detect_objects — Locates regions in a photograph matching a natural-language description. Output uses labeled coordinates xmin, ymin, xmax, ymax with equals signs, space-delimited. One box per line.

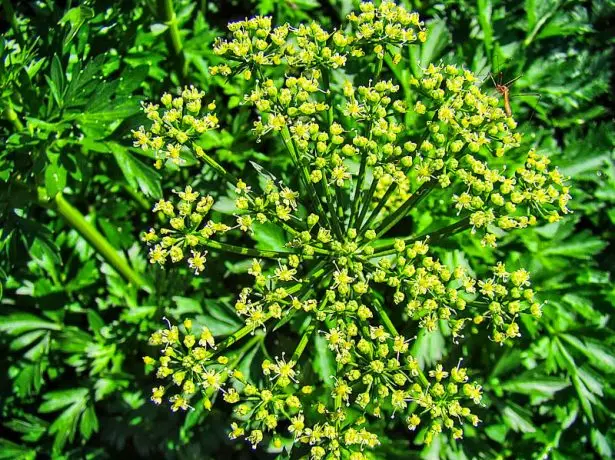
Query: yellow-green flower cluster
xmin=136 ymin=2 xmax=572 ymax=457
xmin=454 ymin=148 xmax=571 ymax=246
xmin=144 ymin=319 xmax=229 ymax=411
xmin=211 ymin=1 xmax=424 ymax=79
xmin=142 ymin=185 xmax=222 ymax=274
xmin=132 ymin=86 xmax=218 ymax=169
xmin=347 ymin=0 xmax=426 ymax=58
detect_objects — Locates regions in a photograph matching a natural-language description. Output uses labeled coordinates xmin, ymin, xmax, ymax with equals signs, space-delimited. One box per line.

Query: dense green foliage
xmin=1 ymin=1 xmax=613 ymax=459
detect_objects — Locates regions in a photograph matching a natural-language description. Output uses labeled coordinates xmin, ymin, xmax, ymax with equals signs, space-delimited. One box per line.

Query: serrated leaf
xmin=500 ymin=376 xmax=570 ymax=396
xmin=0 ymin=314 xmax=61 ymax=335
xmin=501 ymin=403 xmax=536 ymax=433
xmin=420 ymin=19 xmax=450 ymax=66
xmin=583 ymin=341 xmax=615 ymax=374
xmin=591 ymin=429 xmax=612 ymax=459
xmin=79 ymin=404 xmax=99 ymax=439
xmin=0 ymin=439 xmax=37 ymax=460
xmin=572 ymin=373 xmax=595 ymax=421
xmin=9 ymin=330 xmax=46 ymax=351
xmin=39 ymin=388 xmax=89 ymax=413
xmin=541 ymin=235 xmax=607 ymax=259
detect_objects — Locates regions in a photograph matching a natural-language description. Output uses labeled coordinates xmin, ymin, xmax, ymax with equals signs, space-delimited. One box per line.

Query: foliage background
xmin=0 ymin=0 xmax=613 ymax=458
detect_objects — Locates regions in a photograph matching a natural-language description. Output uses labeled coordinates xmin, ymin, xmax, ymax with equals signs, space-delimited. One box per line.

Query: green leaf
xmin=591 ymin=429 xmax=612 ymax=459
xmin=500 ymin=376 xmax=570 ymax=396
xmin=412 ymin=328 xmax=444 ymax=368
xmin=39 ymin=388 xmax=89 ymax=413
xmin=572 ymin=373 xmax=595 ymax=421
xmin=583 ymin=341 xmax=615 ymax=374
xmin=477 ymin=0 xmax=493 ymax=55
xmin=9 ymin=330 xmax=46 ymax=351
xmin=59 ymin=6 xmax=95 ymax=46
xmin=313 ymin=334 xmax=335 ymax=386
xmin=49 ymin=55 xmax=65 ymax=105
xmin=501 ymin=403 xmax=536 ymax=433
xmin=0 ymin=439 xmax=37 ymax=460
xmin=39 ymin=388 xmax=96 ymax=452
xmin=419 ymin=19 xmax=450 ymax=66
xmin=79 ymin=96 xmax=140 ymax=123
xmin=562 ymin=293 xmax=603 ymax=323
xmin=44 ymin=161 xmax=67 ymax=198
xmin=3 ymin=414 xmax=48 ymax=443
xmin=252 ymin=222 xmax=287 ymax=252
xmin=111 ymin=144 xmax=162 ymax=199
xmin=0 ymin=314 xmax=61 ymax=335
xmin=150 ymin=23 xmax=169 ymax=36
xmin=541 ymin=234 xmax=607 ymax=259
xmin=79 ymin=404 xmax=99 ymax=440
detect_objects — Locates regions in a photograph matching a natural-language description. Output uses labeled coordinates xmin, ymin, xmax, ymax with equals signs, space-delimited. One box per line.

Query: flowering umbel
xmin=135 ymin=2 xmax=570 ymax=457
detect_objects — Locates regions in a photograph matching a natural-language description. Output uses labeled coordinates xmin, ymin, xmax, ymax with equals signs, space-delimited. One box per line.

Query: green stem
xmin=3 ymin=102 xmax=24 ymax=131
xmin=319 ymin=172 xmax=344 ymax=240
xmin=320 ymin=67 xmax=334 ymax=127
xmin=199 ymin=238 xmax=306 ymax=259
xmin=53 ymin=194 xmax=151 ymax=292
xmin=203 ymin=333 xmax=262 ymax=403
xmin=354 ymin=178 xmax=379 ymax=231
xmin=291 ymin=317 xmax=316 ymax=362
xmin=374 ymin=181 xmax=433 ymax=239
xmin=206 ymin=268 xmax=326 ymax=359
xmin=280 ymin=127 xmax=333 ymax=233
xmin=197 ymin=148 xmax=238 ymax=186
xmin=348 ymin=56 xmax=384 ymax=231
xmin=197 ymin=146 xmax=313 ymax=239
xmin=349 ymin=148 xmax=369 ymax=230
xmin=158 ymin=0 xmax=187 ymax=78
xmin=370 ymin=215 xmax=472 ymax=257
xmin=371 ymin=296 xmax=429 ymax=387
xmin=371 ymin=298 xmax=398 ymax=336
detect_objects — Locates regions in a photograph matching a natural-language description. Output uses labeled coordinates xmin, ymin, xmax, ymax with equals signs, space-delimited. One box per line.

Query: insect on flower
xmin=490 ymin=72 xmax=521 ymax=117
xmin=488 ymin=67 xmax=541 ymax=119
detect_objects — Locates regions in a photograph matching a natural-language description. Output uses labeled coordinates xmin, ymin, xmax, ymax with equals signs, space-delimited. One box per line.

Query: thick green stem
xmin=371 ymin=298 xmax=398 ymax=337
xmin=3 ymin=103 xmax=24 ymax=131
xmin=53 ymin=194 xmax=151 ymax=292
xmin=158 ymin=0 xmax=187 ymax=78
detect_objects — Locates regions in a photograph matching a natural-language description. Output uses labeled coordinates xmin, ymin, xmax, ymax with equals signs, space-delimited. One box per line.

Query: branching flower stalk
xmin=135 ymin=2 xmax=571 ymax=458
